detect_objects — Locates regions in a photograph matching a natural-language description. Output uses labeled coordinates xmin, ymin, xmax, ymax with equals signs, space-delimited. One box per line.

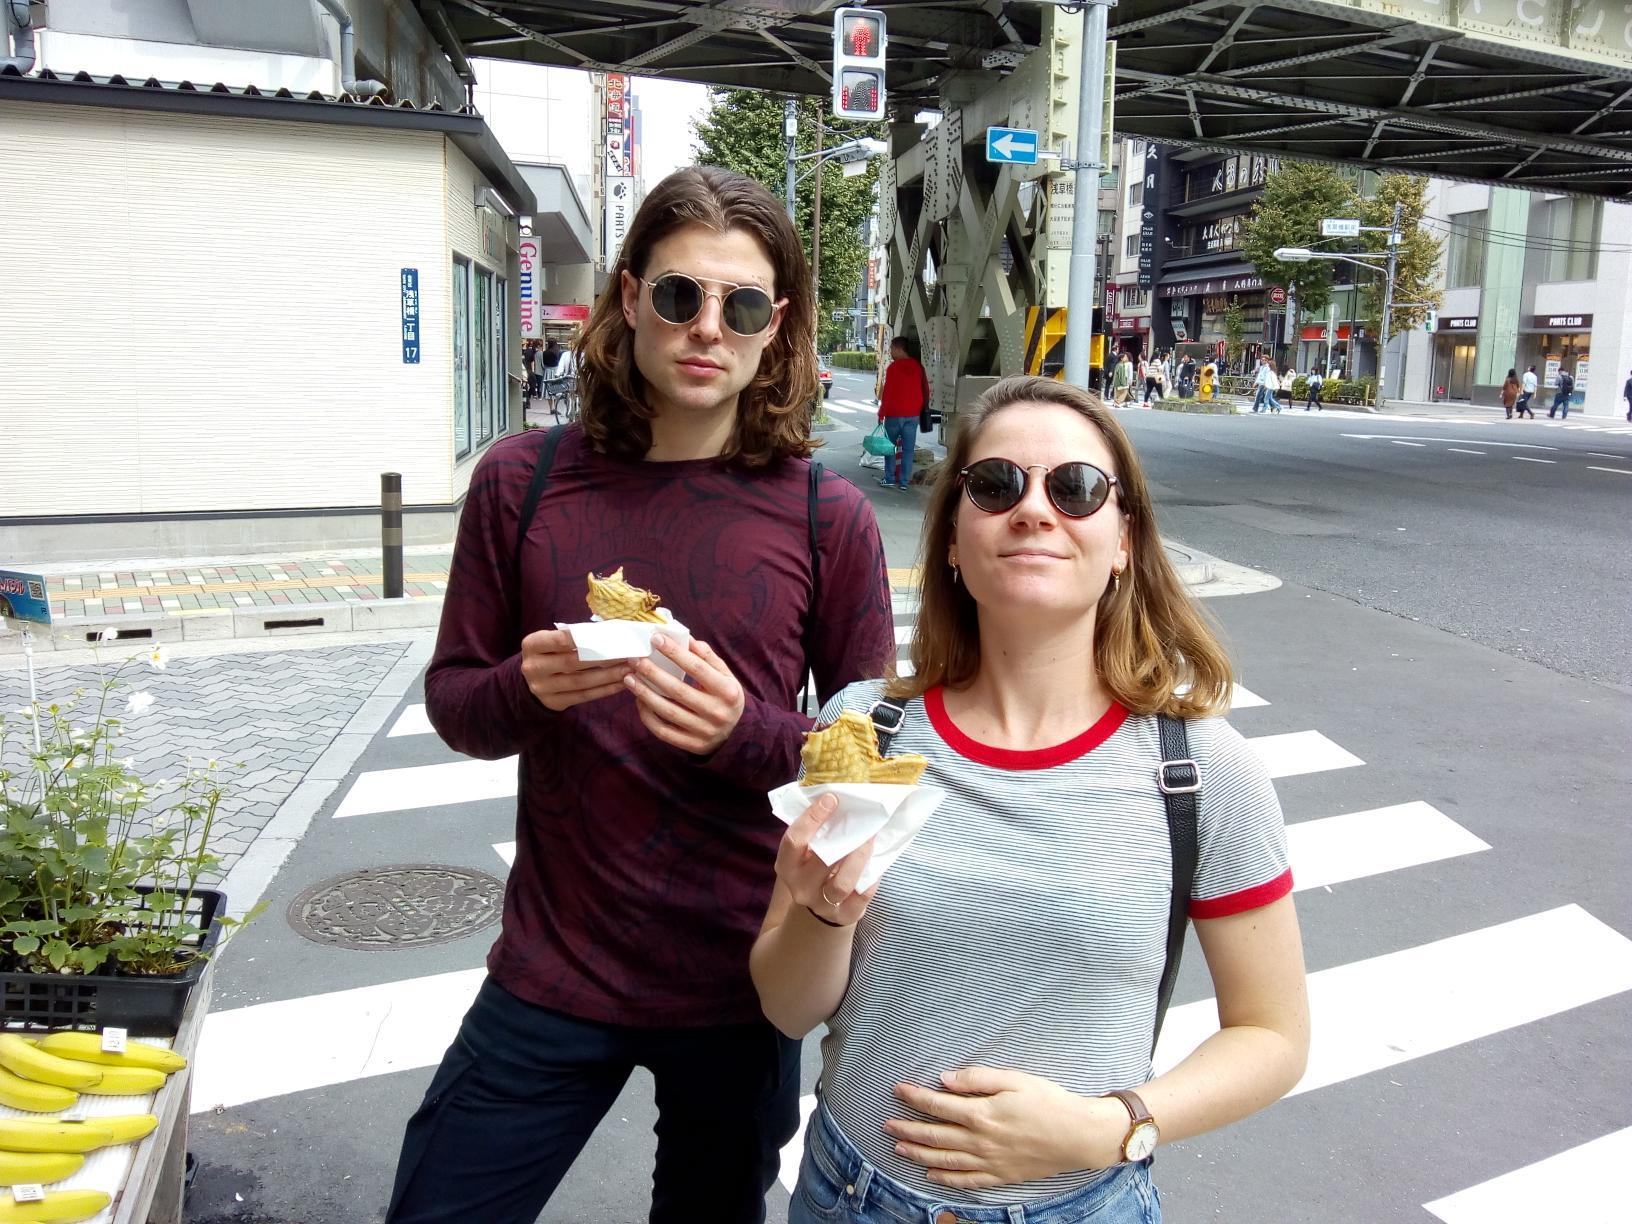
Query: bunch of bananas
xmin=0 ymin=1030 xmax=185 ymax=1220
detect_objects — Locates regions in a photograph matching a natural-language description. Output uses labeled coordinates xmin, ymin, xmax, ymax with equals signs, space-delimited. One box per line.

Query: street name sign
xmin=986 ymin=126 xmax=1039 ymax=164
xmin=1321 ymin=218 xmax=1361 ymax=237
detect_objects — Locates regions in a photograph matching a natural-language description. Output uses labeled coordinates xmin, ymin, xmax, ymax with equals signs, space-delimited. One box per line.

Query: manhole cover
xmin=287 ymin=865 xmax=504 ymax=950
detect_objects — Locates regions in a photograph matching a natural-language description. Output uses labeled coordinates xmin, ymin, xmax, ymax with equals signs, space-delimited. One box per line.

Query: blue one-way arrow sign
xmin=985 ymin=126 xmax=1039 ymax=165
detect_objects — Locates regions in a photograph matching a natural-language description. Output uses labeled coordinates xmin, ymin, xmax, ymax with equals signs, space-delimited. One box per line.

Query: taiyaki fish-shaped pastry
xmin=586 ymin=568 xmax=665 ymax=623
xmin=800 ymin=710 xmax=929 ymax=787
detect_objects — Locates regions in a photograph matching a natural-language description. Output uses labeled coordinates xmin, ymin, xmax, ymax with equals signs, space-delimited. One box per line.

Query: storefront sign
xmin=1268 ymin=286 xmax=1286 ymax=305
xmin=605 ymin=176 xmax=635 ymax=267
xmin=1438 ymin=316 xmax=1478 ymax=331
xmin=1544 ymin=356 xmax=1562 ymax=388
xmin=1162 ymin=273 xmax=1265 ymax=298
xmin=1138 ymin=145 xmax=1160 ymax=290
xmin=605 ymin=73 xmax=633 ymax=177
xmin=0 ymin=570 xmax=51 ymax=627
xmin=1532 ymin=313 xmax=1592 ymax=330
xmin=518 ymin=236 xmax=544 ymax=339
xmin=1575 ymin=356 xmax=1590 ymax=391
xmin=1200 ymin=213 xmax=1249 ymax=255
xmin=539 ymin=304 xmax=591 ymax=321
xmin=400 ymin=268 xmax=420 ymax=364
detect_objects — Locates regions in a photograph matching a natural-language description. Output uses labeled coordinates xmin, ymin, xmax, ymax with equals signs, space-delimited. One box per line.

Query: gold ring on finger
xmin=820 ymin=885 xmax=843 ymax=908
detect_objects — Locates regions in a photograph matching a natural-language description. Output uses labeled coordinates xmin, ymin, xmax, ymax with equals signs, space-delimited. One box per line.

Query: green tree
xmin=692 ymin=90 xmax=882 ymax=352
xmin=1223 ymin=298 xmax=1246 ymax=368
xmin=1356 ymin=173 xmax=1442 ymax=335
xmin=1241 ymin=162 xmax=1357 ymax=318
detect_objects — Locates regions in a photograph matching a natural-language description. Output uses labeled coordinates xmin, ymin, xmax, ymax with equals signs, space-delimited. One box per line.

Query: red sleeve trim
xmin=1189 ymin=869 xmax=1293 ymax=920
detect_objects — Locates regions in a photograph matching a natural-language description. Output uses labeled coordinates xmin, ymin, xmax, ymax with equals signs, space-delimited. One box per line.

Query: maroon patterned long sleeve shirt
xmin=425 ymin=426 xmax=895 ymax=1027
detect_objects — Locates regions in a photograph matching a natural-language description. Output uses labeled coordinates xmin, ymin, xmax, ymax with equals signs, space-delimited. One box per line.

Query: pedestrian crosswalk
xmin=192 ymin=602 xmax=1632 ymax=1220
xmin=823 ymin=396 xmax=876 ymax=418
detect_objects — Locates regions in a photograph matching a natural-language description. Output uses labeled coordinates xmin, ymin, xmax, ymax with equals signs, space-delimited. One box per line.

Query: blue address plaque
xmin=401 ymin=268 xmax=421 ymax=363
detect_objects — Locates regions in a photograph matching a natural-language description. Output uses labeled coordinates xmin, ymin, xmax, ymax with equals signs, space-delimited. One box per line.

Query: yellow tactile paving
xmin=64 ymin=572 xmax=449 ymax=600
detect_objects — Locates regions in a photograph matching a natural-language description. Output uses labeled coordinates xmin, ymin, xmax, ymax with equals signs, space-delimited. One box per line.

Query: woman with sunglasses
xmin=753 ymin=376 xmax=1309 ymax=1224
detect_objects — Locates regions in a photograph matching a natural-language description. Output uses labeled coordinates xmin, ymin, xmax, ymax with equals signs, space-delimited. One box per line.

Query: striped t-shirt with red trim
xmin=814 ymin=679 xmax=1291 ymax=1204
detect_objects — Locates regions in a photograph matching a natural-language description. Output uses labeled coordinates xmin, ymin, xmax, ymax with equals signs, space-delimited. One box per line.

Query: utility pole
xmin=812 ymin=121 xmax=825 ymax=304
xmin=1376 ymin=200 xmax=1403 ymax=411
xmin=784 ymin=98 xmax=797 ymax=223
xmin=1063 ymin=0 xmax=1113 ymax=389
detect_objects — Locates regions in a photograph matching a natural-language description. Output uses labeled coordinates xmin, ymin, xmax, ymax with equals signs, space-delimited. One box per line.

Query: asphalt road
xmin=1112 ymin=405 xmax=1632 ymax=691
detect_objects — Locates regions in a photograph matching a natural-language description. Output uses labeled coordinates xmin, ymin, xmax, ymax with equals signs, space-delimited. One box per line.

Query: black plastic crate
xmin=0 ymin=886 xmax=225 ymax=1036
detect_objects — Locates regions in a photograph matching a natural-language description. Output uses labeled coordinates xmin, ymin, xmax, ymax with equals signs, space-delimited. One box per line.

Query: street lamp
xmin=1271 ymin=247 xmax=1396 ymax=408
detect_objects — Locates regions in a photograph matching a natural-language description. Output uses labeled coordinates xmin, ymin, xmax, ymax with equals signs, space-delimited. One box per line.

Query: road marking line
xmin=1446 ymin=448 xmax=1485 ymax=455
xmin=1512 ymin=456 xmax=1555 ymax=463
xmin=1587 ymin=452 xmax=1623 ymax=458
xmin=1423 ymin=1125 xmax=1632 ymax=1224
xmin=493 ymin=841 xmax=515 ymax=866
xmin=333 ymin=757 xmax=516 ymax=817
xmin=1390 ymin=440 xmax=1426 ymax=447
xmin=1230 ymin=683 xmax=1268 ymax=709
xmin=1587 ymin=466 xmax=1632 ymax=476
xmin=1245 ymin=730 xmax=1364 ymax=778
xmin=1287 ymin=802 xmax=1488 ymax=892
xmin=387 ymin=704 xmax=434 ymax=737
xmin=1154 ymin=904 xmax=1632 ymax=1093
xmin=1343 ymin=434 xmax=1556 ymax=451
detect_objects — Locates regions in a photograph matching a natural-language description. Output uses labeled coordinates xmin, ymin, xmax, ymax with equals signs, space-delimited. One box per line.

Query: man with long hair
xmin=386 ymin=167 xmax=894 ymax=1223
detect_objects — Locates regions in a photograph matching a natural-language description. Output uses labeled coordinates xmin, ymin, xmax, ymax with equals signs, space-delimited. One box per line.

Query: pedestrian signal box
xmin=833 ymin=8 xmax=887 ymax=120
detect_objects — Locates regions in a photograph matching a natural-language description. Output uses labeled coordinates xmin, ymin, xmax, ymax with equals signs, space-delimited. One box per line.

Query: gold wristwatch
xmin=1103 ymin=1088 xmax=1159 ymax=1162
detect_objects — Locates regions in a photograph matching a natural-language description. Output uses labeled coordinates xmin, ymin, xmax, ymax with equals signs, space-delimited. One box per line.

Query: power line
xmin=1422 ymin=211 xmax=1632 ymax=255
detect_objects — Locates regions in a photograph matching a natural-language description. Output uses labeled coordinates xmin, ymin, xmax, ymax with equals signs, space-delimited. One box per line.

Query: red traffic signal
xmin=832 ymin=7 xmax=886 ymax=120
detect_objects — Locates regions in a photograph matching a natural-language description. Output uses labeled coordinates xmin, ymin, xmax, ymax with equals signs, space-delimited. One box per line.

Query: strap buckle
xmin=869 ymin=699 xmax=906 ymax=753
xmin=1157 ymin=759 xmax=1200 ymax=795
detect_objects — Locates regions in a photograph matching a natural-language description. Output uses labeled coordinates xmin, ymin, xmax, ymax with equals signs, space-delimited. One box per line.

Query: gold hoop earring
xmin=1112 ymin=567 xmax=1122 ymax=593
xmin=951 ymin=563 xmax=961 ymax=585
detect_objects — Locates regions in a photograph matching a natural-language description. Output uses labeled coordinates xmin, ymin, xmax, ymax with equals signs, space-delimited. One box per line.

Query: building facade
xmin=0 ymin=0 xmax=557 ymax=562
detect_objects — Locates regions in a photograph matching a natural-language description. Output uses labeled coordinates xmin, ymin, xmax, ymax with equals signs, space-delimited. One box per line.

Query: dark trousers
xmin=1550 ymin=390 xmax=1570 ymax=418
xmin=385 ymin=977 xmax=802 ymax=1224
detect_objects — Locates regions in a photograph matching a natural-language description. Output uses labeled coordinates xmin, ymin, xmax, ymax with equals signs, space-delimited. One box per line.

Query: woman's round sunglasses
xmin=641 ymin=273 xmax=780 ymax=337
xmin=958 ymin=458 xmax=1121 ymax=519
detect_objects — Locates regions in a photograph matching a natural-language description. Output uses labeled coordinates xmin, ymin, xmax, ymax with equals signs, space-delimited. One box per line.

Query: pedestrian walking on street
xmin=386 ymin=166 xmax=896 ymax=1224
xmin=878 ymin=336 xmax=928 ymax=490
xmin=1178 ymin=354 xmax=1197 ymax=399
xmin=1275 ymin=365 xmax=1293 ymax=413
xmin=1305 ymin=367 xmax=1324 ymax=411
xmin=755 ymin=375 xmax=1309 ymax=1224
xmin=1142 ymin=354 xmax=1160 ymax=404
xmin=1623 ymin=368 xmax=1632 ymax=421
xmin=1516 ymin=365 xmax=1538 ymax=418
xmin=1111 ymin=352 xmax=1133 ymax=405
xmin=522 ymin=340 xmax=540 ymax=400
xmin=1549 ymin=367 xmax=1574 ymax=419
xmin=1501 ymin=368 xmax=1521 ymax=419
xmin=1252 ymin=354 xmax=1277 ymax=412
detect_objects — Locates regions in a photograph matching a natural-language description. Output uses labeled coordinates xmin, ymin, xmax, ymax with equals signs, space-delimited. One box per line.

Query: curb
xmin=0 ymin=597 xmax=446 ymax=655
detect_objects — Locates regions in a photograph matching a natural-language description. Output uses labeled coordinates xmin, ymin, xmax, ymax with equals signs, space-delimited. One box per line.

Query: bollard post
xmin=381 ymin=472 xmax=404 ymax=599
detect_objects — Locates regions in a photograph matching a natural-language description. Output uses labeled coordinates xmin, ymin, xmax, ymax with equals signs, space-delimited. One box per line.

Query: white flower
xmin=152 ymin=813 xmax=170 ymax=831
xmin=121 ymin=757 xmax=136 ymax=770
xmin=125 ymin=692 xmax=155 ymax=716
xmin=206 ymin=758 xmax=219 ymax=770
xmin=147 ymin=645 xmax=169 ymax=671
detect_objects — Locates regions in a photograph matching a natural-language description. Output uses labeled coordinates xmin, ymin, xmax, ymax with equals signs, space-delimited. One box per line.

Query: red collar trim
xmin=924 ymin=686 xmax=1128 ymax=770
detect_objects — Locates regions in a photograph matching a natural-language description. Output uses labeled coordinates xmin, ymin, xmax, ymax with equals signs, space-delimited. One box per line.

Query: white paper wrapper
xmin=555 ymin=610 xmax=693 ymax=679
xmin=768 ymin=781 xmax=946 ymax=892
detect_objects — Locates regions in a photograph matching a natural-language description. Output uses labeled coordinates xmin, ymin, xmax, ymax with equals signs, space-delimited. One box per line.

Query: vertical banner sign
xmin=605 ymin=177 xmax=635 ymax=267
xmin=1138 ymin=144 xmax=1161 ymax=291
xmin=400 ymin=268 xmax=420 ymax=364
xmin=605 ymin=73 xmax=633 ymax=177
xmin=518 ymin=235 xmax=543 ymax=339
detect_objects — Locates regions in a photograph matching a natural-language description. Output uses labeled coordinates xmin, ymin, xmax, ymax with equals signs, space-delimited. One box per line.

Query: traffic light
xmin=832 ymin=7 xmax=886 ymax=121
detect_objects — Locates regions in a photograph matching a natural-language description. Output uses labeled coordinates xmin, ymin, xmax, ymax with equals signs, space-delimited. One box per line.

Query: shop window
xmin=1125 ymin=234 xmax=1138 ymax=258
xmin=1446 ymin=210 xmax=1487 ymax=288
xmin=475 ymin=269 xmax=495 ymax=444
xmin=1532 ymin=197 xmax=1601 ymax=282
xmin=1129 ymin=180 xmax=1143 ymax=207
xmin=453 ymin=257 xmax=472 ymax=460
xmin=1121 ymin=287 xmax=1148 ymax=309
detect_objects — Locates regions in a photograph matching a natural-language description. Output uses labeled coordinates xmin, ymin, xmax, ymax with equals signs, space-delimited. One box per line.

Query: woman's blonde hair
xmin=575 ymin=166 xmax=819 ymax=466
xmin=888 ymin=375 xmax=1234 ymax=719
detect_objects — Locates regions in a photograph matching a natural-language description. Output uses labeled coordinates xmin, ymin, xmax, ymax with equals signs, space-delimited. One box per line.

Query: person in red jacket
xmin=877 ymin=336 xmax=928 ymax=490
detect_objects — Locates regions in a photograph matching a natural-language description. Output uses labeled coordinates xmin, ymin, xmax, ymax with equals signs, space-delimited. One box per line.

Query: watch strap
xmin=1105 ymin=1088 xmax=1154 ymax=1126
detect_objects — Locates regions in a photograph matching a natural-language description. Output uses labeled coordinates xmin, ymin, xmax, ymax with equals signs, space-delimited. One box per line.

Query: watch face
xmin=1126 ymin=1121 xmax=1159 ymax=1162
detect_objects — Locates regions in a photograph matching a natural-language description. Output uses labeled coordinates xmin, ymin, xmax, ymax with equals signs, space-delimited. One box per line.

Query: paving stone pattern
xmin=0 ymin=642 xmax=411 ymax=878
xmin=41 ymin=553 xmax=454 ymax=618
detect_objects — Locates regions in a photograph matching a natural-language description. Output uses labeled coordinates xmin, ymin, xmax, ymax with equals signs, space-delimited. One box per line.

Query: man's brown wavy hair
xmin=888 ymin=376 xmax=1235 ymax=719
xmin=575 ymin=166 xmax=819 ymax=465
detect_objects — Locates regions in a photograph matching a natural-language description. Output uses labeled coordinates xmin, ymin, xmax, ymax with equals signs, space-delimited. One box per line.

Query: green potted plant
xmin=0 ymin=640 xmax=248 ymax=1034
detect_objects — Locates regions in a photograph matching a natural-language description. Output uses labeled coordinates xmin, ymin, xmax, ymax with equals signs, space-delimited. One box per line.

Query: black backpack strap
xmin=511 ymin=426 xmax=567 ymax=627
xmin=1153 ymin=714 xmax=1201 ymax=1054
xmin=801 ymin=461 xmax=824 ymax=715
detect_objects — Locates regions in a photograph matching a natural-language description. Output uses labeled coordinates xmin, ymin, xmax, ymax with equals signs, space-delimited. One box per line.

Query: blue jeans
xmin=1251 ymin=386 xmax=1275 ymax=412
xmin=883 ymin=416 xmax=919 ymax=487
xmin=789 ymin=1103 xmax=1161 ymax=1224
xmin=385 ymin=978 xmax=801 ymax=1223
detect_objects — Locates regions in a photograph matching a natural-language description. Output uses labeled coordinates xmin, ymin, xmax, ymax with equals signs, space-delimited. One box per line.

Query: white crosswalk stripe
xmin=196 ymin=605 xmax=1632 ymax=1214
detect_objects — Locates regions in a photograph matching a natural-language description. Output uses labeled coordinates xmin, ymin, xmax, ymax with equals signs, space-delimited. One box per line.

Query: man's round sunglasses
xmin=958 ymin=458 xmax=1121 ymax=519
xmin=641 ymin=273 xmax=780 ymax=337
